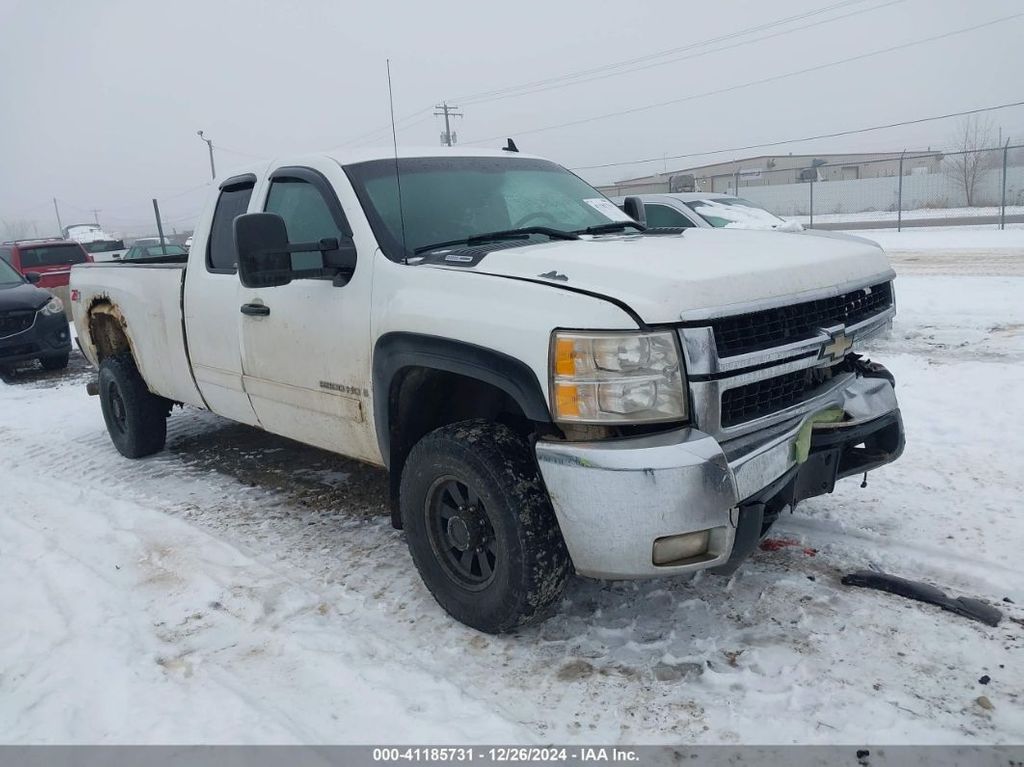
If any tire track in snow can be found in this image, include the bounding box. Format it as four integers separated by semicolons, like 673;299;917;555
3;368;1023;744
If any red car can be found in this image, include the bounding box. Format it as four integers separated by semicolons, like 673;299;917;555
0;239;92;313
0;238;92;290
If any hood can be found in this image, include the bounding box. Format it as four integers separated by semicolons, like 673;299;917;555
0;281;53;312
796;228;885;248
425;228;893;324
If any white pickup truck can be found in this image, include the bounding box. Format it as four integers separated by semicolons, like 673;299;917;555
70;147;904;633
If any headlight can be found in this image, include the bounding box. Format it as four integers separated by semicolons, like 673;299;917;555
550;330;687;424
39;297;64;316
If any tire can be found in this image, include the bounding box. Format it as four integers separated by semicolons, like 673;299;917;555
98;353;169;458
40;353;70;371
400;419;570;633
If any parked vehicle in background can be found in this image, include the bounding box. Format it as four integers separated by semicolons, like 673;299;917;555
131;236;173;247
613;193;803;231
0;255;71;372
122;243;189;262
0;238;92;315
64;224;127;262
70;147;904;633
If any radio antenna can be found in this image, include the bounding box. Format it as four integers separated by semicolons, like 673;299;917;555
386;59;408;265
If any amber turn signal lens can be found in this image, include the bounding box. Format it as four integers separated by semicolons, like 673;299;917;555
554;383;581;418
554;337;577;377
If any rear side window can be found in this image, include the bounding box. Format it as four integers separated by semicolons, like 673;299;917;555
207;181;254;272
81;239;125;253
644;204;696;229
18;244;88;267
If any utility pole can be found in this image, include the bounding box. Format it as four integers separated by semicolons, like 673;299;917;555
91;209;101;226
1000;137;1010;231
197;130;217;179
53;198;63;236
152;199;167;255
434;102;463;146
897;149;906;233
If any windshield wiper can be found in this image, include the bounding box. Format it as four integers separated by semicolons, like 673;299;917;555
574;221;646;235
414;226;579;255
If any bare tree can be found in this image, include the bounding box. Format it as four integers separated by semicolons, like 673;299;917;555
1;218;38;241
944;115;996;207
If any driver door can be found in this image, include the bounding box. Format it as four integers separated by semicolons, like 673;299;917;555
237;161;378;463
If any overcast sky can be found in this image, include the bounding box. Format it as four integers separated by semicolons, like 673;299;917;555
2;0;1022;236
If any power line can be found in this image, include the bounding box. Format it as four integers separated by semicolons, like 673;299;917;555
337;104;437;148
459;1;904;107
464;12;1024;145
332;1;893;149
571;100;1024;173
160;181;213;201
463;0;903;106
454;0;878;105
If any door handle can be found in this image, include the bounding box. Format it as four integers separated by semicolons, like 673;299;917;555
240;302;270;316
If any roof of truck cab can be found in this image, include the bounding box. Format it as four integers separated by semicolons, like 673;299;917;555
323;146;546;165
213;146;555;185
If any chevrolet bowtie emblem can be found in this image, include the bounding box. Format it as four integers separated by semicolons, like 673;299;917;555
820;331;854;362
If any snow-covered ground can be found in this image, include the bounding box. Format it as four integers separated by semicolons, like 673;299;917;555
788;205;1024;225
2;248;1023;744
849;226;1024;276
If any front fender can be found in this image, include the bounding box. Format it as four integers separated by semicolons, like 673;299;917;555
371;331;552;468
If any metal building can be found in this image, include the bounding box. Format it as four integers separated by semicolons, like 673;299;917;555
598;151;944;197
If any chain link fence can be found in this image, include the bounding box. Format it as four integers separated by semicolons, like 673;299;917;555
599;144;1024;230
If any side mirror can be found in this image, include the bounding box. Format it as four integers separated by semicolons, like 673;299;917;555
622;196;647;226
25;272;41;284
323;239;357;286
235;213;293;289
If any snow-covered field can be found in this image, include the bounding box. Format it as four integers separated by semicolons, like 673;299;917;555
851;226;1024;276
2;246;1023;745
788;205;1024;225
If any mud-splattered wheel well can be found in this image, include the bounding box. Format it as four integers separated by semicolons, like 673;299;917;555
87;302;133;362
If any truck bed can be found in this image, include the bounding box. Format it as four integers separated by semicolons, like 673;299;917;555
70;262;206;408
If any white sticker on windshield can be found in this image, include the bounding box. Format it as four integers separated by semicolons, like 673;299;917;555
583;198;633;223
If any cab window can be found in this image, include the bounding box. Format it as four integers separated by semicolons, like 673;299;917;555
207;181;254;273
264;177;344;273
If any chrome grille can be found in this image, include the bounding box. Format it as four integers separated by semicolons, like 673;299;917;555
709;281;893;357
720;368;827;428
679;276;897;439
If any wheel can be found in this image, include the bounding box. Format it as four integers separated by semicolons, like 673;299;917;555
98;353;169;458
400;420;570;633
39;353;70;371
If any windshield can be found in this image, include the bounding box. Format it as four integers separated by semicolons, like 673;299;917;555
344;156;631;260
81;239;125;253
684;197;788;229
0;257;23;285
19;244;88;267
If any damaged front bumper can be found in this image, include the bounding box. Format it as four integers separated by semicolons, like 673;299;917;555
535;372;904;579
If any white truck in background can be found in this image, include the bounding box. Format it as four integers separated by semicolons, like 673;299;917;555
64;223;127;262
69;147;905;633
